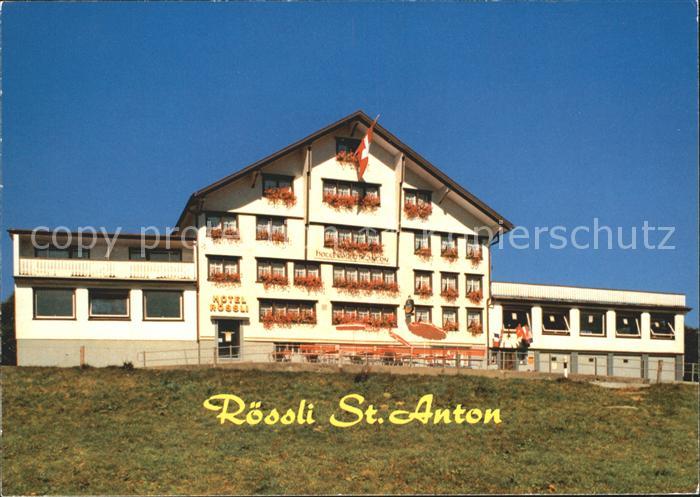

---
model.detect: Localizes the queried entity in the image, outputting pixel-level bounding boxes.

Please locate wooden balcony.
[16,258,196,281]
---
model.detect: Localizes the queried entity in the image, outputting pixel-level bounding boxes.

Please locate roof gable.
[176,110,513,231]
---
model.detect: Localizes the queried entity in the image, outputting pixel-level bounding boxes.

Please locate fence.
[138,343,487,369]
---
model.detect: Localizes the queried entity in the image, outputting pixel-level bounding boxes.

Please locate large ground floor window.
[33,288,75,319]
[143,290,183,320]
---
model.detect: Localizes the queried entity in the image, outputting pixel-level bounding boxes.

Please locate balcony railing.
[17,258,195,281]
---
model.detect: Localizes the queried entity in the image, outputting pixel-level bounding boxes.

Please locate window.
[440,234,457,255]
[294,262,320,280]
[323,225,381,249]
[206,213,239,238]
[441,273,458,292]
[208,256,240,281]
[467,309,483,333]
[143,290,183,320]
[332,303,397,327]
[542,308,570,334]
[580,310,606,336]
[256,216,286,241]
[34,288,75,319]
[466,275,482,292]
[262,174,293,195]
[404,189,431,205]
[259,299,316,325]
[414,306,432,323]
[442,307,458,330]
[129,248,182,262]
[332,265,397,287]
[414,271,432,295]
[616,312,641,337]
[322,179,381,208]
[35,245,89,259]
[503,307,530,330]
[257,259,288,281]
[466,237,482,260]
[414,231,431,253]
[650,313,675,338]
[336,137,361,154]
[89,289,130,318]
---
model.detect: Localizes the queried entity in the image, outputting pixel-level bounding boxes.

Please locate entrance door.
[217,320,241,359]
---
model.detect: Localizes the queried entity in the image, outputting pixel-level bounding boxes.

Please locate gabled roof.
[175,110,514,231]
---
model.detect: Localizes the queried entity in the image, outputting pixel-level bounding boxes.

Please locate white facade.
[7,111,690,377]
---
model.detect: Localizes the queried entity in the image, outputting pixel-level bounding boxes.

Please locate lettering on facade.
[210,295,249,314]
[314,249,389,264]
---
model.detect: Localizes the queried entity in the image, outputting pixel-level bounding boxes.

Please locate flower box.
[468,320,483,335]
[209,228,223,239]
[467,289,483,304]
[323,192,358,210]
[360,195,380,211]
[335,150,359,166]
[256,230,286,243]
[335,239,383,255]
[335,278,399,295]
[440,287,459,302]
[467,247,483,265]
[209,272,241,284]
[262,311,316,329]
[415,246,432,259]
[404,202,432,220]
[441,247,458,261]
[264,187,297,208]
[294,275,323,291]
[416,284,433,298]
[259,273,289,289]
[443,321,459,332]
[223,228,239,238]
[332,314,397,329]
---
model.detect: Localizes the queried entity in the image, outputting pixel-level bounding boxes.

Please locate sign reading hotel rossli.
[209,295,249,315]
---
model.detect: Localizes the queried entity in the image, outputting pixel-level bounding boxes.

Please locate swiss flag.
[354,115,379,181]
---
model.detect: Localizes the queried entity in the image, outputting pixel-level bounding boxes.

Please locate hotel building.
[7,111,689,380]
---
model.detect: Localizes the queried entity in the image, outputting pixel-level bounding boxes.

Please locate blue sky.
[2,3,697,324]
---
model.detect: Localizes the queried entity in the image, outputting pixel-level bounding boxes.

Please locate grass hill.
[1,366,697,495]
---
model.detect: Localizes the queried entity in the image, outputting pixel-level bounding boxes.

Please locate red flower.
[467,247,483,265]
[360,195,380,210]
[262,310,316,329]
[264,187,297,208]
[467,289,483,304]
[443,320,459,332]
[441,246,458,260]
[415,246,432,259]
[323,192,358,209]
[440,287,459,302]
[259,272,289,289]
[416,284,433,298]
[404,202,432,220]
[209,272,241,284]
[335,150,359,166]
[468,320,483,335]
[209,228,223,239]
[294,275,323,291]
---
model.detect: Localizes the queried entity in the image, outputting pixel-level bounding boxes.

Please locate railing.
[138,345,487,369]
[17,257,196,281]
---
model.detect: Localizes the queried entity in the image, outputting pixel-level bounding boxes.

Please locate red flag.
[354,115,379,180]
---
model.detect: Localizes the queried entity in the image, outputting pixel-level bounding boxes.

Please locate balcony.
[16,258,196,281]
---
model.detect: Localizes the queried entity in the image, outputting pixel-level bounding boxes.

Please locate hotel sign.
[210,295,249,315]
[314,249,389,265]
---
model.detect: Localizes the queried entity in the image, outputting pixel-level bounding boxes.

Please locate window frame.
[205,212,239,238]
[441,272,459,293]
[33,288,76,320]
[322,179,381,207]
[414,270,433,293]
[541,307,571,335]
[649,312,676,340]
[256,216,288,241]
[414,231,431,253]
[207,256,240,281]
[579,309,607,337]
[35,245,90,260]
[88,289,131,320]
[502,306,531,331]
[261,174,294,197]
[256,259,288,282]
[442,306,459,330]
[129,248,182,262]
[466,274,483,292]
[404,188,432,205]
[335,136,361,154]
[142,290,184,321]
[259,299,317,323]
[615,311,642,338]
[414,305,432,323]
